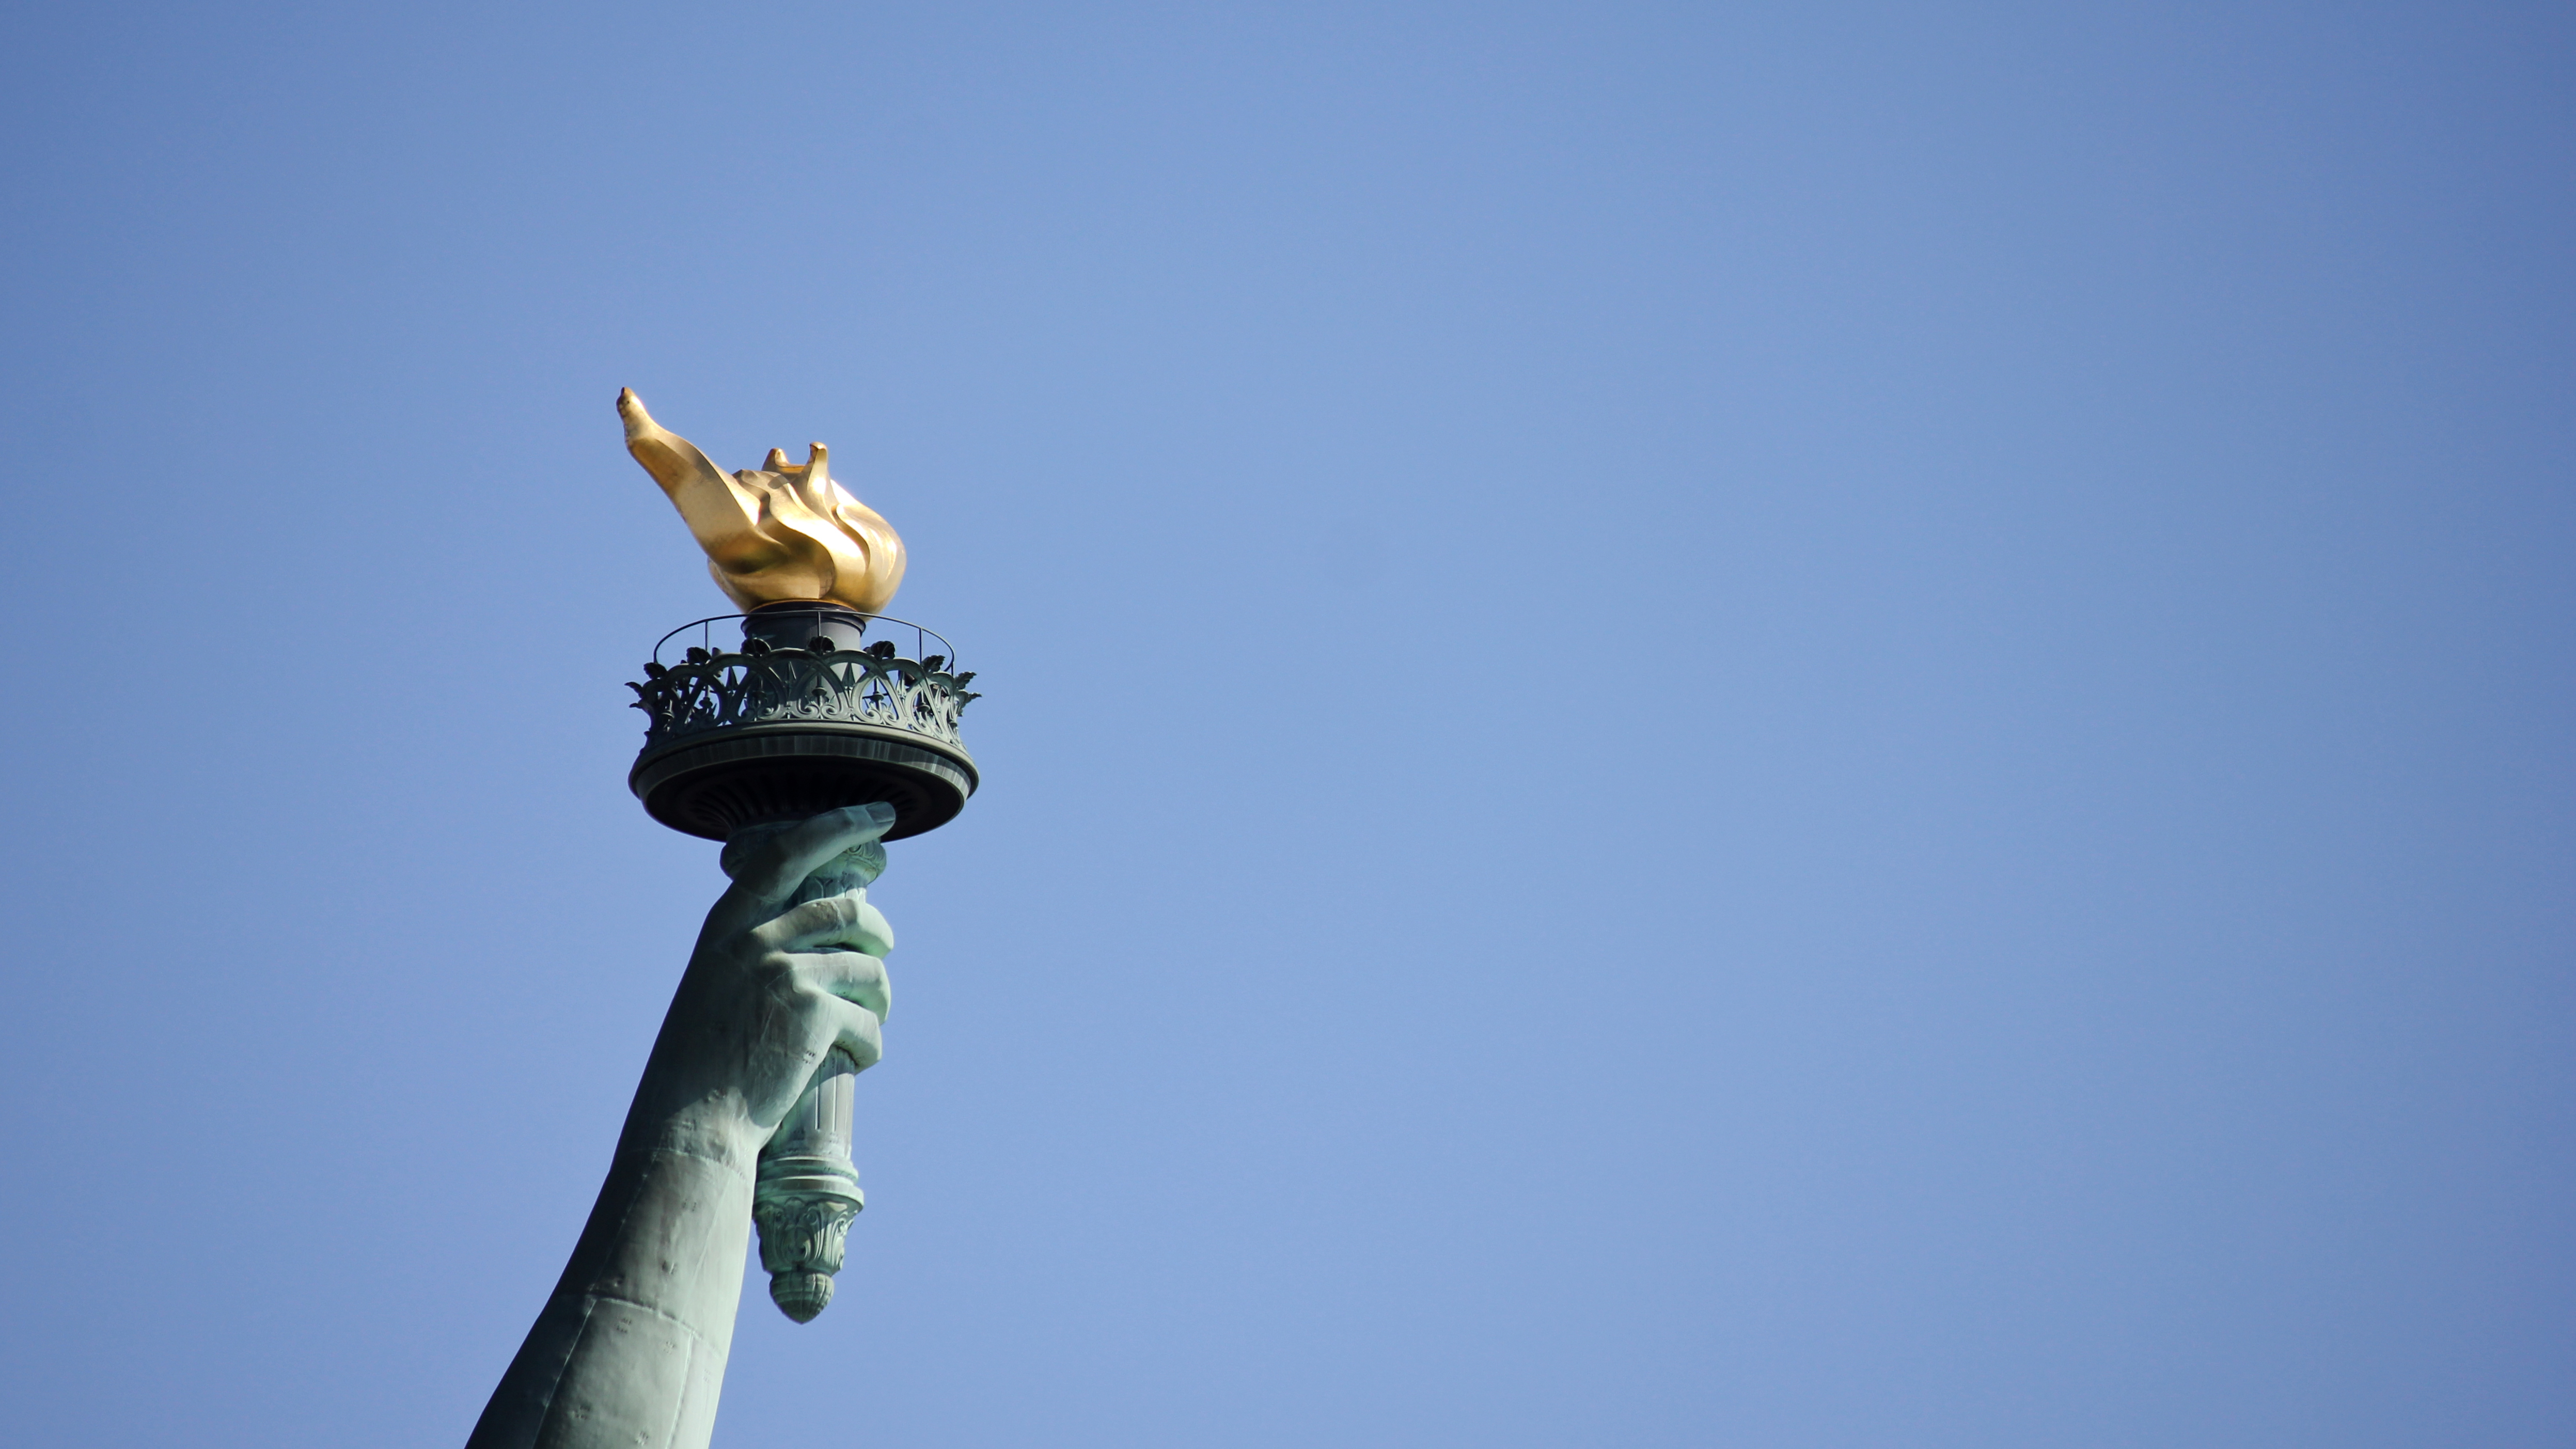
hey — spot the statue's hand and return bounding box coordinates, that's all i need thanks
[635,806,900,1157]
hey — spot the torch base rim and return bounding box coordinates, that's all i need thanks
[630,723,978,842]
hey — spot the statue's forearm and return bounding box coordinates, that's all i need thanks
[467,805,904,1446]
[466,1124,758,1449]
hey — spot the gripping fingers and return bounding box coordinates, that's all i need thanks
[749,891,894,955]
[826,995,884,1072]
[731,804,899,904]
[792,949,891,1022]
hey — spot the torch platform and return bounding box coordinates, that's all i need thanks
[626,606,980,842]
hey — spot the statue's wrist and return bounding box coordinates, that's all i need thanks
[621,1093,767,1184]
[561,1144,757,1335]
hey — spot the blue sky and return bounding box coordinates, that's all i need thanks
[1,3,2570,1445]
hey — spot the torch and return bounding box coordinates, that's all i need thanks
[616,392,982,1321]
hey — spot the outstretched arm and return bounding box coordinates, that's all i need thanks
[466,805,898,1449]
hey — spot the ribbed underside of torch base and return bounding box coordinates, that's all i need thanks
[630,725,979,842]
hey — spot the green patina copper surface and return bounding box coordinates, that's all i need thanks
[466,806,900,1449]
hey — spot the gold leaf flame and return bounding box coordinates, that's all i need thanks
[619,388,906,613]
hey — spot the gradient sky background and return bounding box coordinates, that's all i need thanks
[1,3,2570,1445]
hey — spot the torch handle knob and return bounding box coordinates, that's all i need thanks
[753,1053,865,1322]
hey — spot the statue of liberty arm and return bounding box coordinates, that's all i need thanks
[465,804,900,1449]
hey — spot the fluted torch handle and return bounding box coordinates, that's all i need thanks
[753,1051,866,1322]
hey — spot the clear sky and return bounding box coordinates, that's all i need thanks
[1,3,2569,1445]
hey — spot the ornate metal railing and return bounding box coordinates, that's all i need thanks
[627,612,980,753]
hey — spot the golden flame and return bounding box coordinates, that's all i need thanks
[619,388,907,614]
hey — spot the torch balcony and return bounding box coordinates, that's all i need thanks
[626,608,981,842]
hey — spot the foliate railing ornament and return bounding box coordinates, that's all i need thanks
[628,638,980,752]
[625,610,981,844]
